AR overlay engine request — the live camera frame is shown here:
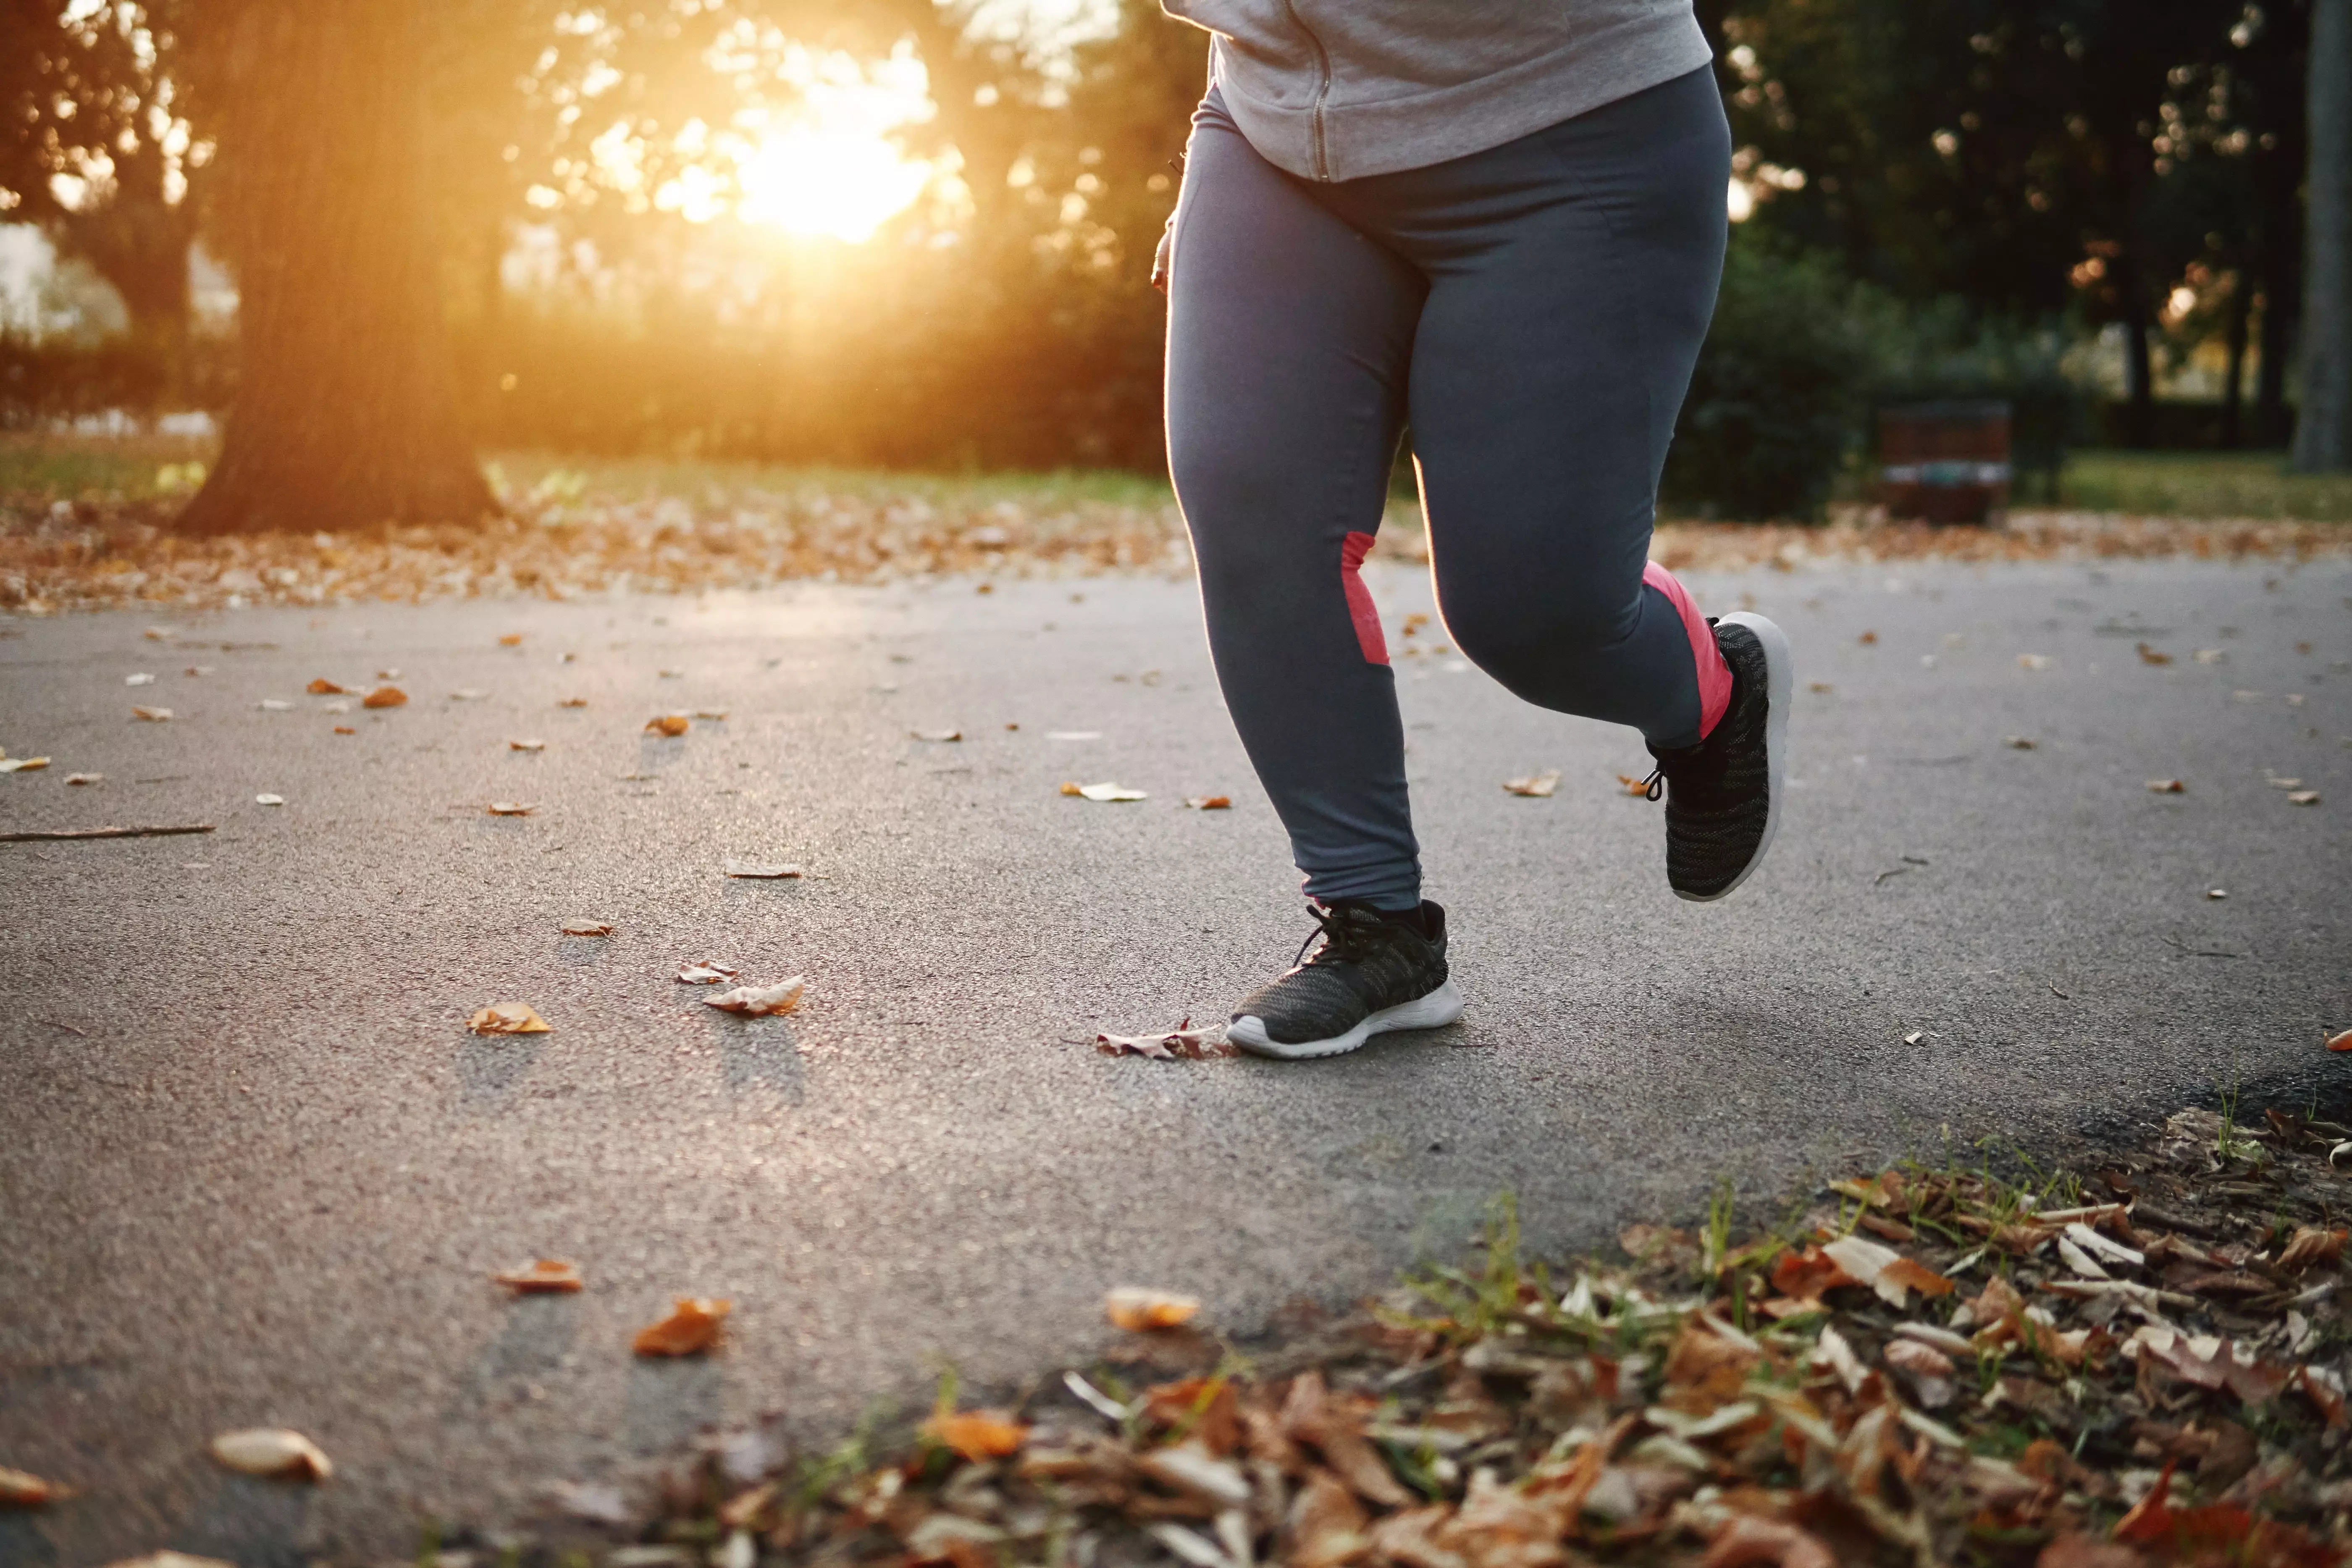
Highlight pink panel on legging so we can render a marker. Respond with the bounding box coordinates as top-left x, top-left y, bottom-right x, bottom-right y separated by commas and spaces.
1643, 559, 1732, 737
1341, 531, 1389, 664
